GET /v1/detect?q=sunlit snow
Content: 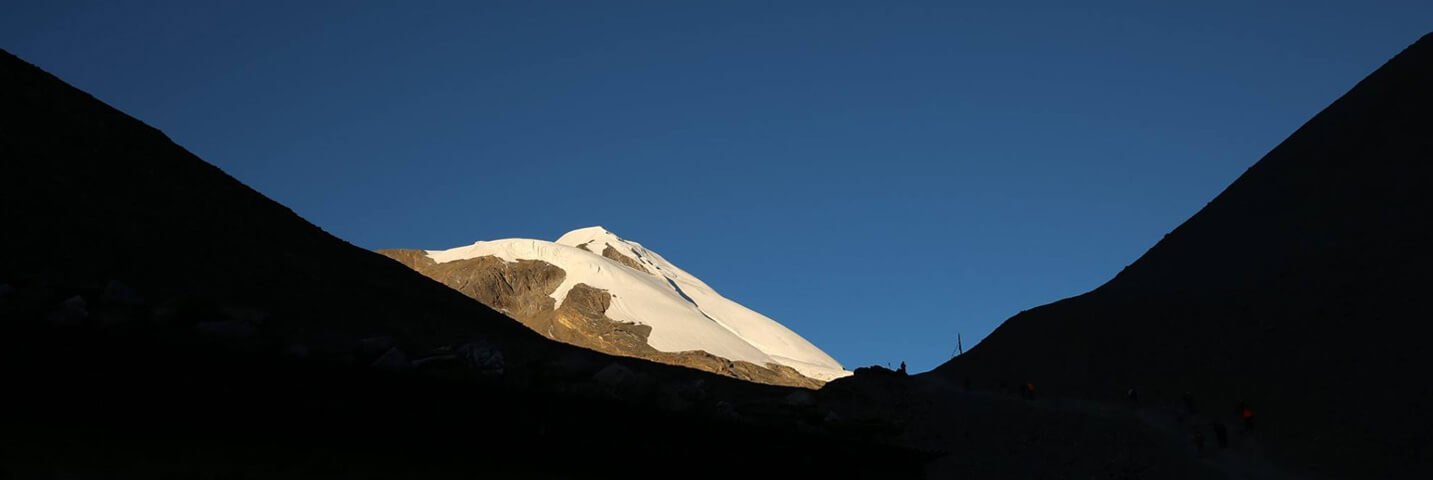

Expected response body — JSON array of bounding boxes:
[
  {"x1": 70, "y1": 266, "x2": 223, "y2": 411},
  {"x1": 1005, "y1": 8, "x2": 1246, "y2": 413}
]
[{"x1": 426, "y1": 226, "x2": 850, "y2": 381}]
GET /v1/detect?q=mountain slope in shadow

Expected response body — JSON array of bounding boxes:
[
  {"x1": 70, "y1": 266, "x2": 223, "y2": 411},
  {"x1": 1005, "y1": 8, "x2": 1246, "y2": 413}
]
[
  {"x1": 0, "y1": 49, "x2": 924, "y2": 478},
  {"x1": 936, "y1": 32, "x2": 1433, "y2": 478}
]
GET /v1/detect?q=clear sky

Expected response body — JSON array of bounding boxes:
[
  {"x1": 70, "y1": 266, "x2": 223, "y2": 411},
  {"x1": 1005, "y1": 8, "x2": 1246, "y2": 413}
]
[{"x1": 4, "y1": 1, "x2": 1430, "y2": 373}]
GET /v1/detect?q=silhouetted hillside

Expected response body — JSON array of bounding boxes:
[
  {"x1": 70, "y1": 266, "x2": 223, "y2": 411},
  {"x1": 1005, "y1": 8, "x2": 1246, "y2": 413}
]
[
  {"x1": 937, "y1": 32, "x2": 1433, "y2": 478},
  {"x1": 0, "y1": 49, "x2": 924, "y2": 478},
  {"x1": 12, "y1": 30, "x2": 1430, "y2": 477}
]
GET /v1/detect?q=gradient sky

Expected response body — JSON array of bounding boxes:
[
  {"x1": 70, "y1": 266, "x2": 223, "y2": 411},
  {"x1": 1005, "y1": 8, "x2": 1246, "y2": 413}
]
[{"x1": 4, "y1": 1, "x2": 1430, "y2": 373}]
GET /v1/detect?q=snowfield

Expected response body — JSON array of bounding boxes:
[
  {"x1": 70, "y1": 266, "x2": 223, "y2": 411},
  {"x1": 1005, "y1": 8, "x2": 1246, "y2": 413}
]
[{"x1": 426, "y1": 226, "x2": 850, "y2": 381}]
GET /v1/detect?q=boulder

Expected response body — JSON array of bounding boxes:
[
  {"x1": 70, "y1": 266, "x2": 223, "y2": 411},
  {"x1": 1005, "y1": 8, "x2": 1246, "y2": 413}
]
[
  {"x1": 100, "y1": 280, "x2": 143, "y2": 306},
  {"x1": 46, "y1": 295, "x2": 88, "y2": 327},
  {"x1": 457, "y1": 341, "x2": 505, "y2": 374},
  {"x1": 63, "y1": 295, "x2": 87, "y2": 313}
]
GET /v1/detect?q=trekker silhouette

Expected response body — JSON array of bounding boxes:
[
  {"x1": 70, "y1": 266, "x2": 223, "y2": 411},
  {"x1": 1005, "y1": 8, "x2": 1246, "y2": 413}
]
[
  {"x1": 1182, "y1": 392, "x2": 1198, "y2": 414},
  {"x1": 898, "y1": 361, "x2": 907, "y2": 375},
  {"x1": 1239, "y1": 402, "x2": 1255, "y2": 431},
  {"x1": 1211, "y1": 421, "x2": 1229, "y2": 448},
  {"x1": 1126, "y1": 387, "x2": 1138, "y2": 403}
]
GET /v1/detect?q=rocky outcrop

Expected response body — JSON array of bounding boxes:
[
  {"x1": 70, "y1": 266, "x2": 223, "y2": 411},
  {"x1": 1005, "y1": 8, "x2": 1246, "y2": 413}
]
[
  {"x1": 601, "y1": 245, "x2": 652, "y2": 274},
  {"x1": 550, "y1": 283, "x2": 652, "y2": 352},
  {"x1": 382, "y1": 249, "x2": 565, "y2": 322},
  {"x1": 648, "y1": 350, "x2": 823, "y2": 389},
  {"x1": 567, "y1": 239, "x2": 654, "y2": 274},
  {"x1": 377, "y1": 249, "x2": 823, "y2": 388}
]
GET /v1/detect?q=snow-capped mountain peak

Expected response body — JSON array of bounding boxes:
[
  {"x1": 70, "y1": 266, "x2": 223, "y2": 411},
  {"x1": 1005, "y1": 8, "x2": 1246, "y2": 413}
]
[{"x1": 422, "y1": 227, "x2": 850, "y2": 382}]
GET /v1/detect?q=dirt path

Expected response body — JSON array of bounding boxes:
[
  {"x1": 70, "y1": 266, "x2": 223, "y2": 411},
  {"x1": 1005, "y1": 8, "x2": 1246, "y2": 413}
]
[{"x1": 897, "y1": 375, "x2": 1301, "y2": 479}]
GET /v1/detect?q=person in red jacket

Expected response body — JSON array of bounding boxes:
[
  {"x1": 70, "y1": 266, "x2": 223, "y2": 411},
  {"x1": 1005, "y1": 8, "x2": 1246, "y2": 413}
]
[{"x1": 1239, "y1": 402, "x2": 1255, "y2": 431}]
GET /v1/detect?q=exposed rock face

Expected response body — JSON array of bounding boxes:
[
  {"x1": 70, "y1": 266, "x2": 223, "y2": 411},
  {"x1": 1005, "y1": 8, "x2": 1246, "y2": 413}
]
[
  {"x1": 601, "y1": 245, "x2": 652, "y2": 274},
  {"x1": 432, "y1": 256, "x2": 563, "y2": 321},
  {"x1": 551, "y1": 283, "x2": 652, "y2": 352},
  {"x1": 419, "y1": 227, "x2": 851, "y2": 382},
  {"x1": 377, "y1": 249, "x2": 823, "y2": 388}
]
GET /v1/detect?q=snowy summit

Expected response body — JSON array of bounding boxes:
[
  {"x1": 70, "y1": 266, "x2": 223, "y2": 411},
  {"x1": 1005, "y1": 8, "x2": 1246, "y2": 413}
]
[{"x1": 424, "y1": 226, "x2": 850, "y2": 381}]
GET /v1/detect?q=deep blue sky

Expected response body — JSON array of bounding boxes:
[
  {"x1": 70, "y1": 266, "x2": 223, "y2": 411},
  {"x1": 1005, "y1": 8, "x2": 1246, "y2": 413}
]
[{"x1": 5, "y1": 1, "x2": 1430, "y2": 373}]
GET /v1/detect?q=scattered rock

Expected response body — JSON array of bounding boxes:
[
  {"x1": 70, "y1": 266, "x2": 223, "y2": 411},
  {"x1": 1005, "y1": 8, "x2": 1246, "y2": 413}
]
[
  {"x1": 370, "y1": 347, "x2": 411, "y2": 370},
  {"x1": 47, "y1": 295, "x2": 88, "y2": 326},
  {"x1": 655, "y1": 379, "x2": 709, "y2": 413},
  {"x1": 457, "y1": 341, "x2": 505, "y2": 374},
  {"x1": 712, "y1": 401, "x2": 740, "y2": 421},
  {"x1": 357, "y1": 336, "x2": 394, "y2": 357},
  {"x1": 64, "y1": 295, "x2": 87, "y2": 312},
  {"x1": 100, "y1": 280, "x2": 143, "y2": 306}
]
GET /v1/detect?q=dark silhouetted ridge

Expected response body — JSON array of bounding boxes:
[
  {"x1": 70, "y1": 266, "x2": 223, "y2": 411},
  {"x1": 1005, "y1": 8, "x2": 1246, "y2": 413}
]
[
  {"x1": 937, "y1": 33, "x2": 1433, "y2": 478},
  {"x1": 0, "y1": 50, "x2": 925, "y2": 478},
  {"x1": 0, "y1": 48, "x2": 537, "y2": 349}
]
